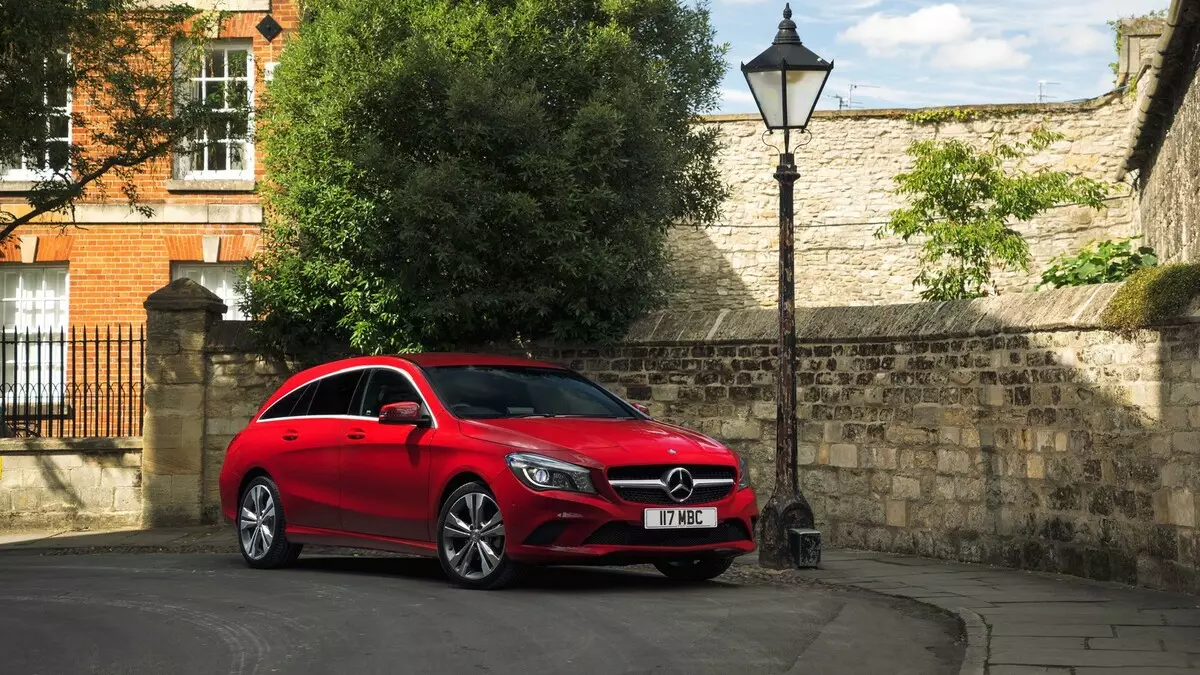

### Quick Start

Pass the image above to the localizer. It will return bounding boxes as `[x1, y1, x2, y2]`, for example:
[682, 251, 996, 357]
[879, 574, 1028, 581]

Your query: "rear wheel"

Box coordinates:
[654, 556, 735, 582]
[237, 476, 302, 569]
[436, 482, 521, 590]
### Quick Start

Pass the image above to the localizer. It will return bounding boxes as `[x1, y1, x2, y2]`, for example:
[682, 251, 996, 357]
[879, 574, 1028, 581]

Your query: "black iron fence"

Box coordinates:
[0, 325, 145, 438]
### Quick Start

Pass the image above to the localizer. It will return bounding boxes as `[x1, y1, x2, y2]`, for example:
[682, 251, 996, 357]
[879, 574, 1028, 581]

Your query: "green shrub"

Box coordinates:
[1100, 264, 1200, 331]
[1038, 237, 1158, 289]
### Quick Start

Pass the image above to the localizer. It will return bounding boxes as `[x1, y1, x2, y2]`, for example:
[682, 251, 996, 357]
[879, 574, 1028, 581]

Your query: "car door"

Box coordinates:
[267, 369, 365, 532]
[338, 367, 434, 541]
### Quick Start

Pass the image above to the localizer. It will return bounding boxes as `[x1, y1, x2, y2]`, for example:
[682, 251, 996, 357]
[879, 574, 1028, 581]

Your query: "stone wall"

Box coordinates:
[201, 322, 296, 522]
[510, 286, 1200, 594]
[0, 438, 142, 530]
[137, 280, 1199, 594]
[1126, 0, 1200, 265]
[672, 96, 1137, 310]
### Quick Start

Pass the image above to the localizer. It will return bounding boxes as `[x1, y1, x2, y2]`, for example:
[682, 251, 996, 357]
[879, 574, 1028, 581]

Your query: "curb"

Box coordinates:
[952, 607, 988, 675]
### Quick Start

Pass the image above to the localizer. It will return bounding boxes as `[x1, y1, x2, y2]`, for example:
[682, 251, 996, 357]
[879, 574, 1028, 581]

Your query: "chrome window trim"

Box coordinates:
[255, 364, 438, 429]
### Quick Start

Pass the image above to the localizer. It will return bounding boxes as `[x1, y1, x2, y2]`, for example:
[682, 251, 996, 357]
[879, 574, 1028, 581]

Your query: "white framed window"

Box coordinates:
[174, 41, 254, 180]
[1, 56, 71, 182]
[172, 263, 249, 320]
[0, 266, 69, 406]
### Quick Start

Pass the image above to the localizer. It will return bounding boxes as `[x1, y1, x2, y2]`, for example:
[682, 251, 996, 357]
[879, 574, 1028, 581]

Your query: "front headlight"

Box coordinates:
[505, 453, 596, 494]
[734, 451, 752, 489]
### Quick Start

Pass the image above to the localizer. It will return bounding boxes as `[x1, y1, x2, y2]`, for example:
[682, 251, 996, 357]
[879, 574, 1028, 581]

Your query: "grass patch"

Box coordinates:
[1101, 263, 1200, 330]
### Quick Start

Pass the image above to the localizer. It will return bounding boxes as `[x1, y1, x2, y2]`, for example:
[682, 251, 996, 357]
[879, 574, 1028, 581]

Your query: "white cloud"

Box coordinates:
[935, 38, 1032, 71]
[839, 4, 973, 55]
[720, 88, 757, 107]
[1053, 25, 1113, 55]
[965, 0, 1169, 33]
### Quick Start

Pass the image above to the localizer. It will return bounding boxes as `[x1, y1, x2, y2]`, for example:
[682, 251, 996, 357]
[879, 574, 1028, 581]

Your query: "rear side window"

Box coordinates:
[308, 370, 365, 416]
[259, 382, 313, 421]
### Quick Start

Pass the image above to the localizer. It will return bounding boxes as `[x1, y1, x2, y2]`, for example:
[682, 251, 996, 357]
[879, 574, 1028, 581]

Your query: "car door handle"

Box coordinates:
[282, 429, 300, 441]
[346, 428, 366, 440]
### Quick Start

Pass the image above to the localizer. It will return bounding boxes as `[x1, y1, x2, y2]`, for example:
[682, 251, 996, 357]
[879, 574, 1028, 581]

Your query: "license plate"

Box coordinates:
[643, 507, 718, 529]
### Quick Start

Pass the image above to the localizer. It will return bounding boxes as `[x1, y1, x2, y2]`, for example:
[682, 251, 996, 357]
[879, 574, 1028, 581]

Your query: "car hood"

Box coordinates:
[457, 418, 736, 469]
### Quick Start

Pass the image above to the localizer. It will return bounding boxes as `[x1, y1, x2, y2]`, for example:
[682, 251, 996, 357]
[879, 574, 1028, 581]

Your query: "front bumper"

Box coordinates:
[493, 469, 759, 564]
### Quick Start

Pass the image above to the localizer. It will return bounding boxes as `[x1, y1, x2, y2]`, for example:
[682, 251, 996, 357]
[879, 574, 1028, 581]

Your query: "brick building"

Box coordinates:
[0, 0, 298, 326]
[0, 1, 298, 433]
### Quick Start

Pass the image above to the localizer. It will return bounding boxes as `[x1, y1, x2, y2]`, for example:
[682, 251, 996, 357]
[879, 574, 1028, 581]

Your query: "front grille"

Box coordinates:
[612, 485, 733, 505]
[582, 520, 752, 547]
[606, 464, 736, 505]
[523, 521, 569, 546]
[607, 465, 735, 481]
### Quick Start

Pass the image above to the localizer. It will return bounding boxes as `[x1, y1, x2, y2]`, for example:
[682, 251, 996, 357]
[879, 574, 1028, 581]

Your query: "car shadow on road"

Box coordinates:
[291, 554, 741, 594]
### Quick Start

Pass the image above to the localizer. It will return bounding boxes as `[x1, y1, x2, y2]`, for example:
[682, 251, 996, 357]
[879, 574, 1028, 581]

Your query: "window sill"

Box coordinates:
[0, 181, 38, 194]
[165, 179, 256, 193]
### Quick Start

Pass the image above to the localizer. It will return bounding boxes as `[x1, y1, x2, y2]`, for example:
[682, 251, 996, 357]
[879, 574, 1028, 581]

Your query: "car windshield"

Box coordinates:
[424, 365, 637, 420]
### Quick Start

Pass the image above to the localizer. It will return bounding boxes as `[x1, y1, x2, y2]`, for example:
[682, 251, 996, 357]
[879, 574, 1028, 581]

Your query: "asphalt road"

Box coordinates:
[0, 553, 964, 675]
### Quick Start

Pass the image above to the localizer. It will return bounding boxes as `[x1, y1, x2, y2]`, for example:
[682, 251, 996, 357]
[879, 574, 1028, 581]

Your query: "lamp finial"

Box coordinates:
[775, 4, 801, 45]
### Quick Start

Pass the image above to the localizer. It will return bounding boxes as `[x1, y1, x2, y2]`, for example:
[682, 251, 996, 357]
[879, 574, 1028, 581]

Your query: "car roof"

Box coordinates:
[399, 352, 565, 370]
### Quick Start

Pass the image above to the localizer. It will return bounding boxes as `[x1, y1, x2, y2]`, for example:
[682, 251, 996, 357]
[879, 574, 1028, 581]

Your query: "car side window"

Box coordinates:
[259, 382, 313, 421]
[357, 369, 423, 418]
[308, 370, 365, 416]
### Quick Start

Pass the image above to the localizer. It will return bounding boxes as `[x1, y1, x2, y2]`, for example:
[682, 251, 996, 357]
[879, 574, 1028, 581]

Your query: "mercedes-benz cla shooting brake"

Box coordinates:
[219, 354, 759, 589]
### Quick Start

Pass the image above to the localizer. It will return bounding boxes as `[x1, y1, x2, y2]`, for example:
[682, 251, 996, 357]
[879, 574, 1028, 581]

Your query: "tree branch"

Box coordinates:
[0, 131, 190, 242]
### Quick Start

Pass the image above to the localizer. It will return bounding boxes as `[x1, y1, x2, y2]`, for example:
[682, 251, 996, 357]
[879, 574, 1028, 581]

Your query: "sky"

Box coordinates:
[711, 0, 1172, 114]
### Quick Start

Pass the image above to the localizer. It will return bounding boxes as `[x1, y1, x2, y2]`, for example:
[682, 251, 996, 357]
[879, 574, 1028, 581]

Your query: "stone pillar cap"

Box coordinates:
[144, 278, 229, 314]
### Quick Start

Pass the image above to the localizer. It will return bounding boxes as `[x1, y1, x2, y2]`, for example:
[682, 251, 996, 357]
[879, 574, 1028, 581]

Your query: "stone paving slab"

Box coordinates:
[789, 549, 1200, 674]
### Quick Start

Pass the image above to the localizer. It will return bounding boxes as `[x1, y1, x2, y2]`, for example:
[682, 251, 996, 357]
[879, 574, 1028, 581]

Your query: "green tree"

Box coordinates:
[244, 0, 729, 354]
[875, 127, 1109, 301]
[0, 1, 246, 239]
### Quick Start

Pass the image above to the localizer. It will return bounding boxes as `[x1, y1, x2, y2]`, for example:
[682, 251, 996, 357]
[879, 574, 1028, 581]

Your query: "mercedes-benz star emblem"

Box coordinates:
[664, 467, 694, 503]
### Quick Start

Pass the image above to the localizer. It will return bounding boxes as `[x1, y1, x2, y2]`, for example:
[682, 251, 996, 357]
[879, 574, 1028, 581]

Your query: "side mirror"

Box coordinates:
[631, 402, 651, 417]
[380, 401, 431, 427]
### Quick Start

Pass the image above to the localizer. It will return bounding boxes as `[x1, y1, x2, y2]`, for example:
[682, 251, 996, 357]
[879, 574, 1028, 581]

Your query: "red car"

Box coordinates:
[218, 354, 758, 589]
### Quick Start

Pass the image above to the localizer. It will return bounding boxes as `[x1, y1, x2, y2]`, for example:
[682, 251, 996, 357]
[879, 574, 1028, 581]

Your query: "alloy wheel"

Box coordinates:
[441, 492, 506, 581]
[239, 484, 276, 561]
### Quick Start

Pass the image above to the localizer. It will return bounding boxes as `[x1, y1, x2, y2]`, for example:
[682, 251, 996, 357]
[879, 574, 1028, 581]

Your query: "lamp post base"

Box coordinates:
[757, 490, 816, 569]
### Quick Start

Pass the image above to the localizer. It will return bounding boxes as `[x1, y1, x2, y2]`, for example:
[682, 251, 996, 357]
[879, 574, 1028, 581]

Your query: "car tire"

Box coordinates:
[237, 475, 303, 569]
[436, 482, 521, 590]
[654, 556, 735, 582]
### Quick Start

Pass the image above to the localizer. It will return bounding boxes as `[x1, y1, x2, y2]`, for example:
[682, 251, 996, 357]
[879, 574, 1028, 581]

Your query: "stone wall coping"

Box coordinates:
[0, 436, 142, 455]
[701, 94, 1120, 125]
[145, 278, 228, 313]
[611, 284, 1172, 345]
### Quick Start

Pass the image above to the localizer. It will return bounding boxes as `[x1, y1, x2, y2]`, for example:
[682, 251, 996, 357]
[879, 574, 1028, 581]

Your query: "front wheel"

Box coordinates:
[436, 482, 521, 590]
[654, 557, 735, 582]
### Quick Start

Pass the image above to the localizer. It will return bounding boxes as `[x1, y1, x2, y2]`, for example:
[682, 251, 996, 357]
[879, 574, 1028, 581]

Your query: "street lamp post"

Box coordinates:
[741, 3, 833, 569]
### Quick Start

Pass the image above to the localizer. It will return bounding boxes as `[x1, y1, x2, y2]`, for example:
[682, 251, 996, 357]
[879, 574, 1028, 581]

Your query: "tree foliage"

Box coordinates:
[875, 127, 1109, 301]
[1038, 236, 1158, 289]
[244, 0, 729, 355]
[0, 1, 246, 239]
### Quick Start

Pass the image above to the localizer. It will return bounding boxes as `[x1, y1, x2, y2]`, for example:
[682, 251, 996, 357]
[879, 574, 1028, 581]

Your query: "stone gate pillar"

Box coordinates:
[141, 279, 226, 527]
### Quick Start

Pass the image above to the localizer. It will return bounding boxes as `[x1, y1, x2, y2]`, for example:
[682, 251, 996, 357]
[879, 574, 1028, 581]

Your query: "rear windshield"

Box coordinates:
[424, 366, 637, 420]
